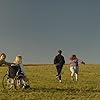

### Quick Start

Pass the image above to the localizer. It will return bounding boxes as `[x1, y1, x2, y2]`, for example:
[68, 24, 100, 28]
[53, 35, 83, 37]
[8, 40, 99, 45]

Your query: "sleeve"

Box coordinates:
[1, 61, 12, 66]
[62, 56, 65, 65]
[54, 56, 57, 64]
[78, 59, 85, 64]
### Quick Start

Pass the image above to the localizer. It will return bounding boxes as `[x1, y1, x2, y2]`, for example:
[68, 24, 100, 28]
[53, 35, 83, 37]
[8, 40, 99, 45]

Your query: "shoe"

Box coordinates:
[59, 80, 62, 83]
[24, 85, 30, 89]
[56, 75, 58, 79]
[56, 76, 59, 80]
[22, 85, 25, 89]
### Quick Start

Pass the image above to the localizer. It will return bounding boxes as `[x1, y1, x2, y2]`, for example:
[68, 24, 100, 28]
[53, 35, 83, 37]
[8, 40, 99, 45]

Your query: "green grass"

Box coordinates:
[0, 64, 100, 100]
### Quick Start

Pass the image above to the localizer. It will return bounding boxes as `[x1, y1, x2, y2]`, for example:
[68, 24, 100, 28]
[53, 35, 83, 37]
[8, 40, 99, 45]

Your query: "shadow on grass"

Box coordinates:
[23, 87, 100, 93]
[2, 87, 100, 94]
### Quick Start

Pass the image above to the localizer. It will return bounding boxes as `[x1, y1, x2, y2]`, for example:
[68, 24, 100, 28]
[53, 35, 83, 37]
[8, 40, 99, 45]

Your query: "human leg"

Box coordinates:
[56, 65, 60, 78]
[56, 65, 63, 82]
[74, 66, 79, 81]
[58, 65, 63, 82]
[75, 73, 78, 81]
[70, 67, 75, 81]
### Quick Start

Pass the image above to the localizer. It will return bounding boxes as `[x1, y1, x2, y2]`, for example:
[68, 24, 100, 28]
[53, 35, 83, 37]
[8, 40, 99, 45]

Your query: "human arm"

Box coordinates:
[78, 59, 85, 65]
[81, 61, 85, 65]
[69, 59, 78, 66]
[0, 60, 14, 66]
[61, 56, 65, 65]
[54, 56, 57, 64]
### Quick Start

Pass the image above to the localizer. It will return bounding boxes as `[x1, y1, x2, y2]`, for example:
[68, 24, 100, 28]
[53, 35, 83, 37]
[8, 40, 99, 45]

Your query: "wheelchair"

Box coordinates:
[2, 70, 26, 90]
[2, 64, 30, 90]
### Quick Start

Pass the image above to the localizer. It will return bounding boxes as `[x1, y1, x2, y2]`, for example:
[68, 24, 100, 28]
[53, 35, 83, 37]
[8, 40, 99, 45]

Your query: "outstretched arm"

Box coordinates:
[81, 61, 85, 65]
[5, 61, 15, 66]
[78, 59, 85, 65]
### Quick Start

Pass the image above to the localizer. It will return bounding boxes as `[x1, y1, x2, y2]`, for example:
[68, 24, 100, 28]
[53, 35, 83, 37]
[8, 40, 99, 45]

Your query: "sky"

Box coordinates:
[0, 0, 100, 64]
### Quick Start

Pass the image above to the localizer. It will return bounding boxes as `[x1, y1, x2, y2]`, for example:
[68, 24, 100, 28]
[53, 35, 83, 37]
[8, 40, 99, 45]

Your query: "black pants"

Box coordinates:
[56, 64, 63, 80]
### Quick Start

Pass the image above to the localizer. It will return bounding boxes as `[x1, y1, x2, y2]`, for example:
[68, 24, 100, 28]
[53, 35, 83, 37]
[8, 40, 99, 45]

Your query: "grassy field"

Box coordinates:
[0, 64, 100, 100]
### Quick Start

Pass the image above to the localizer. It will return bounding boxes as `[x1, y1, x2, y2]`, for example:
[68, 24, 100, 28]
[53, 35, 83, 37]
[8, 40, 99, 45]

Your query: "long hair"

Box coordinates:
[70, 54, 77, 60]
[13, 55, 22, 64]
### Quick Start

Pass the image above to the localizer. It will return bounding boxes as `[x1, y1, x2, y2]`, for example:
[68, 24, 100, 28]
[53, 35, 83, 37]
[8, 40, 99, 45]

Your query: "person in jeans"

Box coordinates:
[69, 54, 85, 81]
[54, 50, 65, 83]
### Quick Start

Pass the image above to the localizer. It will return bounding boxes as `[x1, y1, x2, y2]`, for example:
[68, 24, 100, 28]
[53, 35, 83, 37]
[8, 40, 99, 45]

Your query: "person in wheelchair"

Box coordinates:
[9, 55, 30, 89]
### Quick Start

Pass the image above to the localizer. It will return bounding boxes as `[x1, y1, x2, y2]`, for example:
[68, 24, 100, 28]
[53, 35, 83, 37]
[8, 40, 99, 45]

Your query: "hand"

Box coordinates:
[82, 62, 85, 65]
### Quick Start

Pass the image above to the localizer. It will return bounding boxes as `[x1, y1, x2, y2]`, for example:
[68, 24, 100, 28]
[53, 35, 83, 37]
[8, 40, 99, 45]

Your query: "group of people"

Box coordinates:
[0, 50, 85, 88]
[0, 53, 30, 89]
[54, 50, 85, 83]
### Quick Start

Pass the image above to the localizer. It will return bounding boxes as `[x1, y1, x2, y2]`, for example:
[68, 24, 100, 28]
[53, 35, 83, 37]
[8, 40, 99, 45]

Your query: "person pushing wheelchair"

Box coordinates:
[0, 53, 30, 89]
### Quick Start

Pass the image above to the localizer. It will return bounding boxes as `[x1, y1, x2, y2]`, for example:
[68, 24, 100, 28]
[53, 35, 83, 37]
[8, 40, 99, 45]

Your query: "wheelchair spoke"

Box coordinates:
[2, 74, 14, 90]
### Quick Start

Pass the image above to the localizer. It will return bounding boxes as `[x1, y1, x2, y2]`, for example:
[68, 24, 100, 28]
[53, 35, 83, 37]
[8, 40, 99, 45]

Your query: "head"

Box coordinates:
[0, 53, 6, 61]
[70, 54, 77, 60]
[13, 55, 22, 64]
[58, 50, 62, 54]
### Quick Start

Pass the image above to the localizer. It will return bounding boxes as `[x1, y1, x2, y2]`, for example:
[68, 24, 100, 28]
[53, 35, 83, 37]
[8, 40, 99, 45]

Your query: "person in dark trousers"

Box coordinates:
[54, 50, 65, 83]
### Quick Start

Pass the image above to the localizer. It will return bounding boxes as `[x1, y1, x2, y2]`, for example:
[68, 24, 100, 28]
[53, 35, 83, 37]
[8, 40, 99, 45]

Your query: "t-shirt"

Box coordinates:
[69, 58, 83, 67]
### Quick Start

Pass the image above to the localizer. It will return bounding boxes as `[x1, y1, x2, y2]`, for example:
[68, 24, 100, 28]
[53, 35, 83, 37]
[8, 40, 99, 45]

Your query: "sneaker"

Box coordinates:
[56, 76, 59, 80]
[24, 85, 30, 89]
[22, 85, 25, 89]
[56, 75, 58, 79]
[59, 80, 62, 83]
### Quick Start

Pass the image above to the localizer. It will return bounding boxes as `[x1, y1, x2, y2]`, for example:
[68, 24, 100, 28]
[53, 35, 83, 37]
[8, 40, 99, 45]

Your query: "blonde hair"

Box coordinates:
[13, 55, 22, 64]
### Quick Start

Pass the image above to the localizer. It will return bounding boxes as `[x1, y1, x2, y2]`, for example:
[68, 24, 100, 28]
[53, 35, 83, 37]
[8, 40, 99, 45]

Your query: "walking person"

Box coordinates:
[54, 50, 65, 83]
[69, 54, 85, 81]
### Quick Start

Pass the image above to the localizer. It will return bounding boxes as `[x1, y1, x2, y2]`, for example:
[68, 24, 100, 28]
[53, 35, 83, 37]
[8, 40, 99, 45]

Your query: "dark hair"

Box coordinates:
[70, 54, 77, 60]
[58, 50, 62, 54]
[72, 54, 76, 58]
[0, 53, 6, 58]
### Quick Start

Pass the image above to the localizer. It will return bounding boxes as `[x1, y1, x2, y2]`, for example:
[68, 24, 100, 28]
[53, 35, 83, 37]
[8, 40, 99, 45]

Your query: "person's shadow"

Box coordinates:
[2, 87, 100, 94]
[22, 87, 100, 93]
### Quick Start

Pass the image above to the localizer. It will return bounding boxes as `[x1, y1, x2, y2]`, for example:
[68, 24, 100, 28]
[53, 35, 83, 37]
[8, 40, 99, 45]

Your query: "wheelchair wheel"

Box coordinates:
[2, 74, 14, 90]
[14, 76, 24, 90]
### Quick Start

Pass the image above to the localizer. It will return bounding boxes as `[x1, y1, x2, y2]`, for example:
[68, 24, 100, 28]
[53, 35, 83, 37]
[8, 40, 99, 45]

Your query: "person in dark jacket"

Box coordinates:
[54, 50, 65, 82]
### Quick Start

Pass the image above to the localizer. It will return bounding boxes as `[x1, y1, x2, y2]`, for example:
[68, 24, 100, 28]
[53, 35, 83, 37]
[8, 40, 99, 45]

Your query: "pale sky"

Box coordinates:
[0, 0, 100, 64]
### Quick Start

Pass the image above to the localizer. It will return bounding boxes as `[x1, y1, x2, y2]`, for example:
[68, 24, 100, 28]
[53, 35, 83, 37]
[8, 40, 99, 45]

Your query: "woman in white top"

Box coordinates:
[69, 54, 85, 81]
